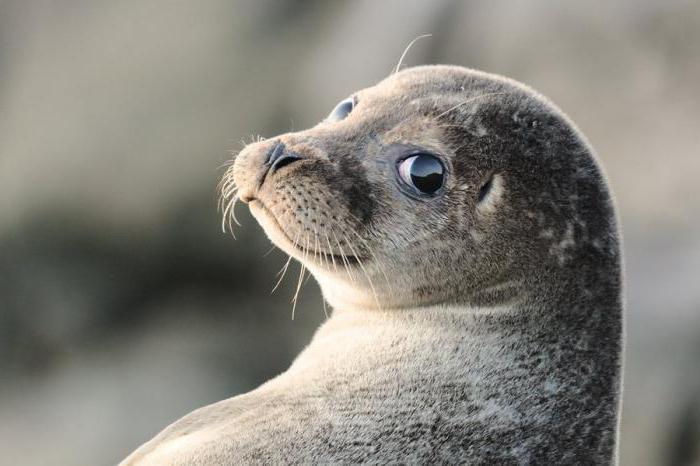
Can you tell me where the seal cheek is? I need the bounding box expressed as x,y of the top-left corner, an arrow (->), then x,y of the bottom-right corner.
331,155 -> 376,226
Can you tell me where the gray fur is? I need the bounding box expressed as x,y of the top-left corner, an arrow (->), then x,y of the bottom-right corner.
122,65 -> 623,465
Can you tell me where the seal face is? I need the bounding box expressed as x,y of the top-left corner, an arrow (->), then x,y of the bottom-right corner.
224,65 -> 619,312
123,65 -> 623,465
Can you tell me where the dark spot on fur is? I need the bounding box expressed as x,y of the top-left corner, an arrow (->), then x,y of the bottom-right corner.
319,155 -> 376,226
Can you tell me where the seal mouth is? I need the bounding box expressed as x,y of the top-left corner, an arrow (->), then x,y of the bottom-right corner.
249,199 -> 361,266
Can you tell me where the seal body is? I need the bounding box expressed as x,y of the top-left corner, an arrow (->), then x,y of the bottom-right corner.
122,65 -> 623,464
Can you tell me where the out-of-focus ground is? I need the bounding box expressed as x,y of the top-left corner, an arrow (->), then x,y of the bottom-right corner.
1,1 -> 699,464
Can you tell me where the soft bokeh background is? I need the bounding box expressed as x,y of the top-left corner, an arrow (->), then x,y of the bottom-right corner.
1,1 -> 699,464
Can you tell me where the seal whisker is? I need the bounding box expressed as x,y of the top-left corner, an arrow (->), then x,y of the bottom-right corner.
334,231 -> 353,281
394,34 -> 432,74
292,233 -> 309,320
303,269 -> 314,285
329,214 -> 392,294
324,233 -> 339,273
221,195 -> 240,237
262,243 -> 277,258
335,217 -> 392,294
354,233 -> 392,294
313,226 -> 330,271
217,176 -> 232,212
271,254 -> 293,294
321,239 -> 333,272
312,228 -> 331,318
331,230 -> 355,283
272,231 -> 301,294
320,245 -> 330,271
291,262 -> 305,320
220,199 -> 231,233
301,235 -> 314,285
218,169 -> 242,237
291,233 -> 311,320
343,232 -> 382,311
216,158 -> 236,171
220,179 -> 238,199
321,298 -> 329,319
225,195 -> 241,234
311,229 -> 319,265
435,92 -> 506,120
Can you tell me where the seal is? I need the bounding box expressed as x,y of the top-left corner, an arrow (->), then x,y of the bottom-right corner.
121,65 -> 623,464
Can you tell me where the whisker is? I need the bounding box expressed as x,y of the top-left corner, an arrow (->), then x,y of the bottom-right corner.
221,200 -> 231,233
272,231 -> 300,294
303,234 -> 314,285
291,234 -> 311,319
218,166 -> 243,238
343,233 -> 382,311
221,195 -> 239,238
325,233 -> 339,273
304,271 -> 314,285
342,223 -> 392,294
263,244 -> 277,257
435,92 -> 506,120
394,34 -> 432,74
313,227 -> 331,272
291,262 -> 305,320
328,213 -> 392,295
216,161 -> 231,172
322,298 -> 329,319
311,229 -> 319,265
271,255 -> 293,294
331,230 -> 355,283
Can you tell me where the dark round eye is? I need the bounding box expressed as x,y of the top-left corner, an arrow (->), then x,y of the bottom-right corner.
327,97 -> 354,122
397,154 -> 445,195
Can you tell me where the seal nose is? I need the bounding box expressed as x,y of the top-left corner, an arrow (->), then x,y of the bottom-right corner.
234,141 -> 303,204
264,142 -> 301,175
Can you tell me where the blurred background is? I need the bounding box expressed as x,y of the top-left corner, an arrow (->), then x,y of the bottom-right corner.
1,1 -> 699,464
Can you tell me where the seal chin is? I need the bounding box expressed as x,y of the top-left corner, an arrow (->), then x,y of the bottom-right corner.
248,200 -> 299,255
249,200 -> 361,270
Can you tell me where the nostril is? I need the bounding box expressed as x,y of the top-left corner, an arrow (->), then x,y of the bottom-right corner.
265,142 -> 302,174
265,142 -> 285,166
270,153 -> 301,173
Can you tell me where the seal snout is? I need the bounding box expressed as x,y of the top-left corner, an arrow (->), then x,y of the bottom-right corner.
233,140 -> 302,203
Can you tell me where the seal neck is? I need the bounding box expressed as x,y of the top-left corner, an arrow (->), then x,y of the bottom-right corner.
288,294 -> 621,460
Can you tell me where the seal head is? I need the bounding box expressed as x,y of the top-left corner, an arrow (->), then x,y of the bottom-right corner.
226,65 -> 619,313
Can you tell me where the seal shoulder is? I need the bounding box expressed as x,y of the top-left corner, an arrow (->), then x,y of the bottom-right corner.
120,389 -> 278,465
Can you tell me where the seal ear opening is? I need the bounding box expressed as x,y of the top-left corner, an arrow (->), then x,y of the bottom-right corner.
476,173 -> 503,214
477,174 -> 494,204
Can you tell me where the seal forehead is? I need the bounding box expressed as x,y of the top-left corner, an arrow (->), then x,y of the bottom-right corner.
350,67 -> 513,146
378,116 -> 447,151
368,65 -> 480,99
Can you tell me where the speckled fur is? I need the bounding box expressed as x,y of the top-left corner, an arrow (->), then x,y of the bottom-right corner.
122,66 -> 623,465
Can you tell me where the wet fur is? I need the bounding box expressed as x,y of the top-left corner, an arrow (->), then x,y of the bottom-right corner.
122,66 -> 623,464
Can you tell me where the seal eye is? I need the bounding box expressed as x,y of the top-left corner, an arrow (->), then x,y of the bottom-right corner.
327,97 -> 354,122
398,154 -> 445,195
